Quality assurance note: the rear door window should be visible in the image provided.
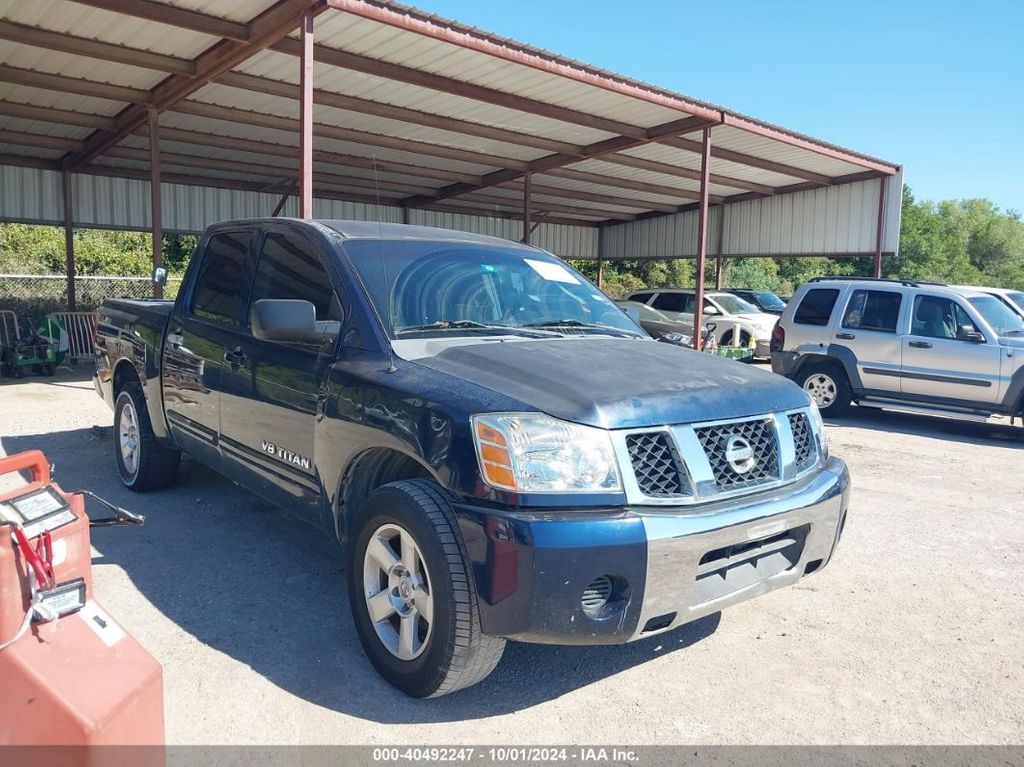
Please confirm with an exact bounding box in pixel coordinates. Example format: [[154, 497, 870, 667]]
[[793, 288, 840, 326], [841, 289, 902, 333], [651, 293, 687, 313], [191, 231, 253, 325]]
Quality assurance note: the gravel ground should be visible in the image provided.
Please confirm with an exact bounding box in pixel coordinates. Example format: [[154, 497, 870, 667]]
[[1, 371, 1022, 745]]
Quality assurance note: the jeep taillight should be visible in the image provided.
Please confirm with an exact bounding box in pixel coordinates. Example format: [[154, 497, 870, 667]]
[[770, 323, 785, 352]]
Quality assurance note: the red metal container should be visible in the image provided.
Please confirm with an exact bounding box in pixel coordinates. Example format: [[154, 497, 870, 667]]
[[0, 450, 165, 753]]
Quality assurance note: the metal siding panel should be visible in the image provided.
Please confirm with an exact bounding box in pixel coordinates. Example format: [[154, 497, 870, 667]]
[[883, 169, 903, 254], [0, 164, 61, 224]]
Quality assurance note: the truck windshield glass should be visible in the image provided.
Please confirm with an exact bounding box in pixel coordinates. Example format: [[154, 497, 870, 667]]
[[342, 240, 643, 338], [711, 294, 758, 314], [968, 295, 1024, 335], [753, 291, 786, 310]]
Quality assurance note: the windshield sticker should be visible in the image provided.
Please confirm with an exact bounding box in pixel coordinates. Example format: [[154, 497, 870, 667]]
[[524, 259, 580, 284]]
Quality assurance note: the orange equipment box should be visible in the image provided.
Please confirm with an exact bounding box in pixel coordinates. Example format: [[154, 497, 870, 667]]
[[0, 450, 165, 752]]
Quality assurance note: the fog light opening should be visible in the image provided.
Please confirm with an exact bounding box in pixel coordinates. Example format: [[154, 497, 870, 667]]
[[804, 558, 823, 575], [642, 612, 676, 634], [581, 574, 630, 621]]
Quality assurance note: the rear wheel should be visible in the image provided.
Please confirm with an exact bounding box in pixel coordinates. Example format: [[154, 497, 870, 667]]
[[113, 381, 181, 491], [349, 479, 505, 698], [799, 360, 853, 417]]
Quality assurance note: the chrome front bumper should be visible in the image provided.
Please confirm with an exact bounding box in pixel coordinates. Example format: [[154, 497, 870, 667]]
[[628, 456, 849, 641]]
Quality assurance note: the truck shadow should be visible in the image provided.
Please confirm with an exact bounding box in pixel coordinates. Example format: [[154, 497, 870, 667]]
[[829, 406, 1023, 449], [0, 428, 720, 723]]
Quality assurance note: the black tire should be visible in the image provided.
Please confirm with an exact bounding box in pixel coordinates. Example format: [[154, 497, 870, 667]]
[[348, 479, 505, 698], [799, 359, 853, 417], [720, 329, 751, 348], [113, 381, 181, 491]]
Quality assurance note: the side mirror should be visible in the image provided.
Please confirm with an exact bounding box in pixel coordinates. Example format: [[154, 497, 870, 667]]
[[703, 306, 720, 316], [622, 306, 641, 323], [956, 324, 985, 343], [152, 265, 168, 287], [251, 299, 319, 343]]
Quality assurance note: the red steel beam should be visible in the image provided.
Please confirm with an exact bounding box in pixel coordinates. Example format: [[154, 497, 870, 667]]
[[149, 109, 163, 299], [0, 20, 193, 75], [874, 177, 887, 278], [61, 0, 323, 171], [299, 10, 314, 219], [66, 0, 249, 41], [692, 127, 712, 349], [62, 170, 76, 311]]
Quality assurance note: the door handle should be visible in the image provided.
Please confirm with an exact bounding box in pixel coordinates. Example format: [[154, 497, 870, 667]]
[[836, 332, 856, 340], [223, 348, 248, 369], [908, 341, 932, 349]]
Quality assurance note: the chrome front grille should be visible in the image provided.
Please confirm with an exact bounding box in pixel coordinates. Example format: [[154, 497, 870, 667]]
[[615, 408, 819, 506], [694, 417, 779, 489], [788, 412, 815, 470], [625, 431, 690, 497]]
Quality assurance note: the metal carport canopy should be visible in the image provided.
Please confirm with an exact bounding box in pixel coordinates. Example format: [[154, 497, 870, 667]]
[[0, 0, 902, 316]]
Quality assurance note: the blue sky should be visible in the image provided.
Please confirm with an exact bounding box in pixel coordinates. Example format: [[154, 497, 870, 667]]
[[412, 0, 1024, 213]]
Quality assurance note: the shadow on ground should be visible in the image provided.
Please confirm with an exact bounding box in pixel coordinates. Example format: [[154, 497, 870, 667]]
[[828, 405, 1023, 449], [1, 426, 720, 723]]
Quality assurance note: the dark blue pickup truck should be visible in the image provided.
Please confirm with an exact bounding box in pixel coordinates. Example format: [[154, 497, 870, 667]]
[[94, 219, 849, 698]]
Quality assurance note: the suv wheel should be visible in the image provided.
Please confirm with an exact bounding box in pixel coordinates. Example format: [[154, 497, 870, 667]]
[[799, 361, 853, 417], [349, 479, 505, 698]]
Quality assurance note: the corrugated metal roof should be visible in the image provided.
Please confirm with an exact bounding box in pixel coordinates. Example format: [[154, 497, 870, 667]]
[[0, 0, 900, 260]]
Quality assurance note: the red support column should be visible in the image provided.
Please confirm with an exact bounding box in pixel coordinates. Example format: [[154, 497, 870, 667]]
[[873, 177, 886, 278], [522, 173, 532, 244], [692, 126, 712, 349], [62, 170, 76, 311], [299, 10, 314, 219], [149, 109, 163, 299]]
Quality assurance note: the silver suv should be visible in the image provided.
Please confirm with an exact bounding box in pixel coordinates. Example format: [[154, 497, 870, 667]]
[[770, 277, 1024, 420]]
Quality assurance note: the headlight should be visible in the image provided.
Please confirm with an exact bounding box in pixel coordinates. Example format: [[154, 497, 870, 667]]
[[808, 401, 829, 459], [472, 413, 622, 493]]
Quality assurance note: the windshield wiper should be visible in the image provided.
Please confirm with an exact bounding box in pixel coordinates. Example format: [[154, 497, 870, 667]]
[[518, 319, 643, 338], [395, 320, 557, 338]]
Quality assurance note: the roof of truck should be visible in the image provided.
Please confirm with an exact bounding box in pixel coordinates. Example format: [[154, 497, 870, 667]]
[[320, 219, 537, 249]]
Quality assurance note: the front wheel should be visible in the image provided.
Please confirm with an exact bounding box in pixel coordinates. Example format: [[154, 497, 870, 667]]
[[799, 361, 853, 417], [348, 480, 505, 698]]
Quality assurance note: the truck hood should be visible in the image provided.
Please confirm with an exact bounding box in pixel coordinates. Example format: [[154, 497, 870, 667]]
[[408, 337, 809, 429], [730, 313, 779, 335]]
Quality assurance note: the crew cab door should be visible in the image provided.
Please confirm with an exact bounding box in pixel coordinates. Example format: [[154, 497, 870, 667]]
[[833, 288, 904, 392], [217, 226, 344, 521], [162, 229, 256, 469], [900, 294, 1001, 404]]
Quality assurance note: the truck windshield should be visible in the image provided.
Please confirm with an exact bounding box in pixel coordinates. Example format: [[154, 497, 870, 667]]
[[753, 291, 786, 310], [711, 294, 759, 315], [342, 239, 644, 339], [969, 295, 1024, 336]]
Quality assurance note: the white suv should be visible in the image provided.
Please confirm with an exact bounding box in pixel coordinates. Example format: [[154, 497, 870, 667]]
[[625, 288, 778, 357], [770, 277, 1024, 420]]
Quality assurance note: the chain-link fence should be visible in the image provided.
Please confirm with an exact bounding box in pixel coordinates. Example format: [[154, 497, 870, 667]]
[[0, 274, 182, 334]]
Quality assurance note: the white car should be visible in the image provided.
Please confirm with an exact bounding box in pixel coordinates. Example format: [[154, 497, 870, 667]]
[[624, 288, 778, 357], [951, 285, 1024, 319]]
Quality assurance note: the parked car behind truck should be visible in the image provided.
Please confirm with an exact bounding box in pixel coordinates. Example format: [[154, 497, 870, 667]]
[[771, 277, 1024, 421], [95, 219, 850, 698]]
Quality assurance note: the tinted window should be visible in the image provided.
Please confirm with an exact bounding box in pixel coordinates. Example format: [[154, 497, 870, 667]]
[[191, 232, 252, 324], [793, 288, 840, 326], [251, 231, 342, 323], [912, 296, 977, 340], [629, 291, 655, 304], [842, 289, 902, 333], [651, 293, 688, 313]]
